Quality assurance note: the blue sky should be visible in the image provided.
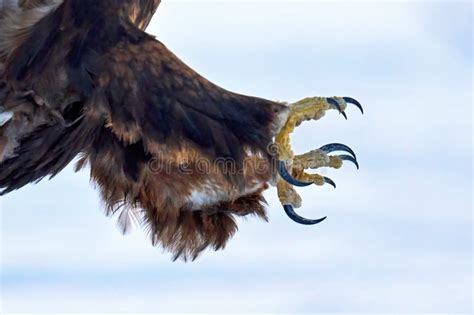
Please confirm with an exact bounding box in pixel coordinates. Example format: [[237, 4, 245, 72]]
[[0, 0, 472, 313]]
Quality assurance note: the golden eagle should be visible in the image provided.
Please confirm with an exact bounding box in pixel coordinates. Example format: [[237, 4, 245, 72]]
[[0, 0, 363, 260]]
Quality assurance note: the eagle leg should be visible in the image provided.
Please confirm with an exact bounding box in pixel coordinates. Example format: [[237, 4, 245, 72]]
[[274, 96, 363, 225]]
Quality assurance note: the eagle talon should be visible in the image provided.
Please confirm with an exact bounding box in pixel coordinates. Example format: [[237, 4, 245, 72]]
[[283, 205, 327, 225], [277, 161, 313, 187], [343, 97, 364, 114], [326, 98, 347, 119], [324, 177, 337, 189], [274, 95, 362, 226], [338, 155, 360, 169], [320, 143, 357, 160]]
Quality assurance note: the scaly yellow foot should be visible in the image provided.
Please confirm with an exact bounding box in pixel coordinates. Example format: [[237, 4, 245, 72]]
[[274, 96, 363, 225]]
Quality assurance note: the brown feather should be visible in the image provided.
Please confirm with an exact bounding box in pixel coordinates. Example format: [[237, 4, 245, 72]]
[[0, 0, 288, 260]]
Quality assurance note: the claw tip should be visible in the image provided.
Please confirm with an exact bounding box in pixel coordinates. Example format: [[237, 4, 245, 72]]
[[343, 97, 364, 115], [324, 177, 337, 189], [283, 205, 327, 225]]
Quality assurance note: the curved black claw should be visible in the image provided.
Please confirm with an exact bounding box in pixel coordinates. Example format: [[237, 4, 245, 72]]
[[277, 161, 313, 187], [283, 205, 327, 225], [324, 177, 337, 189], [339, 155, 360, 169], [320, 143, 357, 160], [326, 98, 347, 120], [343, 97, 364, 114]]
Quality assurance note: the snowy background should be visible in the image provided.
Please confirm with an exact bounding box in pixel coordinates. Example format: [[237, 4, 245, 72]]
[[1, 0, 472, 313]]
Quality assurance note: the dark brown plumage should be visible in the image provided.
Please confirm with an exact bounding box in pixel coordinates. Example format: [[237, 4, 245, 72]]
[[0, 0, 288, 260]]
